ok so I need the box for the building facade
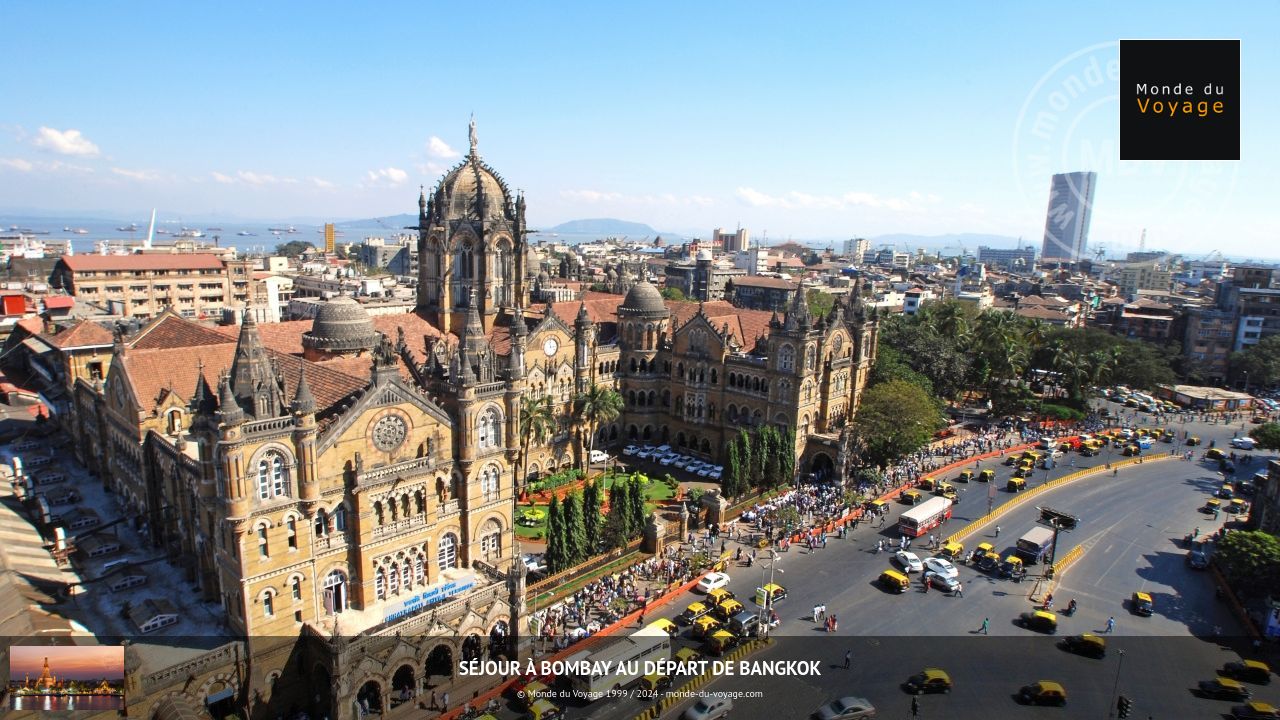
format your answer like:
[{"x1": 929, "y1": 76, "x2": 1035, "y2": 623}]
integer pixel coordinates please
[
  {"x1": 1040, "y1": 171, "x2": 1096, "y2": 263},
  {"x1": 50, "y1": 254, "x2": 257, "y2": 320}
]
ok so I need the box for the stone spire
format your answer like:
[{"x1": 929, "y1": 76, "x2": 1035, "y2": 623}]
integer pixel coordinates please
[
  {"x1": 217, "y1": 374, "x2": 244, "y2": 427},
  {"x1": 229, "y1": 311, "x2": 286, "y2": 420},
  {"x1": 784, "y1": 285, "x2": 811, "y2": 332},
  {"x1": 291, "y1": 361, "x2": 316, "y2": 415}
]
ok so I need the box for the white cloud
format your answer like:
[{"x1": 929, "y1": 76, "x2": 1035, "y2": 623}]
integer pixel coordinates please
[
  {"x1": 366, "y1": 167, "x2": 408, "y2": 185},
  {"x1": 0, "y1": 158, "x2": 33, "y2": 172},
  {"x1": 33, "y1": 127, "x2": 100, "y2": 156},
  {"x1": 237, "y1": 170, "x2": 296, "y2": 186},
  {"x1": 417, "y1": 162, "x2": 448, "y2": 177},
  {"x1": 111, "y1": 167, "x2": 161, "y2": 181},
  {"x1": 735, "y1": 187, "x2": 914, "y2": 211},
  {"x1": 310, "y1": 177, "x2": 335, "y2": 189},
  {"x1": 426, "y1": 136, "x2": 460, "y2": 159},
  {"x1": 211, "y1": 171, "x2": 235, "y2": 184},
  {"x1": 559, "y1": 189, "x2": 714, "y2": 208}
]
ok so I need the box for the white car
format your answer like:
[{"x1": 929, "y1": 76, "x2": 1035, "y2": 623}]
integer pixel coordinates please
[
  {"x1": 622, "y1": 445, "x2": 639, "y2": 456},
  {"x1": 589, "y1": 449, "x2": 609, "y2": 464},
  {"x1": 696, "y1": 572, "x2": 731, "y2": 593},
  {"x1": 1230, "y1": 437, "x2": 1256, "y2": 450},
  {"x1": 659, "y1": 454, "x2": 679, "y2": 466},
  {"x1": 636, "y1": 448, "x2": 654, "y2": 460},
  {"x1": 656, "y1": 444, "x2": 672, "y2": 454},
  {"x1": 697, "y1": 465, "x2": 716, "y2": 478},
  {"x1": 673, "y1": 456, "x2": 691, "y2": 469},
  {"x1": 709, "y1": 467, "x2": 723, "y2": 480},
  {"x1": 923, "y1": 557, "x2": 958, "y2": 579},
  {"x1": 894, "y1": 551, "x2": 923, "y2": 573},
  {"x1": 815, "y1": 696, "x2": 877, "y2": 720},
  {"x1": 683, "y1": 696, "x2": 733, "y2": 720},
  {"x1": 686, "y1": 461, "x2": 706, "y2": 473}
]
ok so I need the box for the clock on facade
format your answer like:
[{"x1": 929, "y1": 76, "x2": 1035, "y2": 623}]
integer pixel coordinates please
[
  {"x1": 543, "y1": 337, "x2": 559, "y2": 357},
  {"x1": 372, "y1": 415, "x2": 408, "y2": 451}
]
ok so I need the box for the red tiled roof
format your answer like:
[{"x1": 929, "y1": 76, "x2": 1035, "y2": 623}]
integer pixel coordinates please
[
  {"x1": 44, "y1": 320, "x2": 114, "y2": 349},
  {"x1": 668, "y1": 300, "x2": 773, "y2": 349},
  {"x1": 60, "y1": 253, "x2": 225, "y2": 272},
  {"x1": 544, "y1": 292, "x2": 626, "y2": 325},
  {"x1": 1015, "y1": 305, "x2": 1070, "y2": 321},
  {"x1": 129, "y1": 313, "x2": 236, "y2": 350},
  {"x1": 212, "y1": 319, "x2": 310, "y2": 354},
  {"x1": 43, "y1": 296, "x2": 75, "y2": 310},
  {"x1": 15, "y1": 317, "x2": 43, "y2": 335},
  {"x1": 732, "y1": 276, "x2": 796, "y2": 290}
]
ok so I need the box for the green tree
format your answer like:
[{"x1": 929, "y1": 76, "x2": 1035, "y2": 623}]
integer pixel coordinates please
[
  {"x1": 573, "y1": 384, "x2": 625, "y2": 471},
  {"x1": 806, "y1": 289, "x2": 835, "y2": 318},
  {"x1": 1214, "y1": 530, "x2": 1280, "y2": 599},
  {"x1": 545, "y1": 495, "x2": 566, "y2": 573},
  {"x1": 779, "y1": 426, "x2": 796, "y2": 485},
  {"x1": 852, "y1": 380, "x2": 945, "y2": 469},
  {"x1": 762, "y1": 425, "x2": 782, "y2": 487},
  {"x1": 1230, "y1": 335, "x2": 1280, "y2": 388},
  {"x1": 1249, "y1": 422, "x2": 1280, "y2": 451},
  {"x1": 517, "y1": 394, "x2": 556, "y2": 491},
  {"x1": 626, "y1": 474, "x2": 646, "y2": 539},
  {"x1": 869, "y1": 345, "x2": 936, "y2": 396},
  {"x1": 582, "y1": 481, "x2": 603, "y2": 555},
  {"x1": 723, "y1": 439, "x2": 743, "y2": 500},
  {"x1": 604, "y1": 480, "x2": 630, "y2": 549},
  {"x1": 660, "y1": 286, "x2": 686, "y2": 301},
  {"x1": 274, "y1": 240, "x2": 315, "y2": 257},
  {"x1": 738, "y1": 429, "x2": 754, "y2": 495},
  {"x1": 562, "y1": 490, "x2": 587, "y2": 566}
]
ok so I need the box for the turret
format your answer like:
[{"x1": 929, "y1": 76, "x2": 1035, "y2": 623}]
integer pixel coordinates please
[{"x1": 216, "y1": 375, "x2": 244, "y2": 428}]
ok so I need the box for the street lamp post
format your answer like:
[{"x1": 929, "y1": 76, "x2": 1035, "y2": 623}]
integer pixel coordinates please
[
  {"x1": 757, "y1": 550, "x2": 781, "y2": 637},
  {"x1": 1107, "y1": 648, "x2": 1125, "y2": 719}
]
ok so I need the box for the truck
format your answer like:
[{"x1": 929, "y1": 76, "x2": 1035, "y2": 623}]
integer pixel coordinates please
[{"x1": 1015, "y1": 526, "x2": 1055, "y2": 564}]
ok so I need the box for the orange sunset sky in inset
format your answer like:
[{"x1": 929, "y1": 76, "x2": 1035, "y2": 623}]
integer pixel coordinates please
[{"x1": 8, "y1": 645, "x2": 124, "y2": 681}]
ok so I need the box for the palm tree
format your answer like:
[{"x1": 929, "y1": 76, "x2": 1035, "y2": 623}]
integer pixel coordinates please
[
  {"x1": 517, "y1": 394, "x2": 555, "y2": 491},
  {"x1": 929, "y1": 300, "x2": 972, "y2": 344},
  {"x1": 573, "y1": 384, "x2": 624, "y2": 474}
]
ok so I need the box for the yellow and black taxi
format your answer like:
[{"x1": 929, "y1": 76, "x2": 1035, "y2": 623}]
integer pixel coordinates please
[
  {"x1": 1012, "y1": 466, "x2": 1033, "y2": 479},
  {"x1": 680, "y1": 601, "x2": 712, "y2": 624},
  {"x1": 918, "y1": 477, "x2": 938, "y2": 492},
  {"x1": 976, "y1": 549, "x2": 1001, "y2": 573},
  {"x1": 703, "y1": 628, "x2": 740, "y2": 656},
  {"x1": 1218, "y1": 484, "x2": 1236, "y2": 499},
  {"x1": 1206, "y1": 447, "x2": 1226, "y2": 460},
  {"x1": 879, "y1": 568, "x2": 911, "y2": 593},
  {"x1": 713, "y1": 598, "x2": 745, "y2": 622},
  {"x1": 637, "y1": 672, "x2": 673, "y2": 694},
  {"x1": 1198, "y1": 676, "x2": 1252, "y2": 701},
  {"x1": 936, "y1": 483, "x2": 958, "y2": 500},
  {"x1": 978, "y1": 469, "x2": 996, "y2": 482},
  {"x1": 647, "y1": 618, "x2": 680, "y2": 637},
  {"x1": 525, "y1": 698, "x2": 565, "y2": 720},
  {"x1": 1230, "y1": 498, "x2": 1249, "y2": 514},
  {"x1": 957, "y1": 469, "x2": 974, "y2": 483},
  {"x1": 1019, "y1": 680, "x2": 1067, "y2": 706},
  {"x1": 1204, "y1": 499, "x2": 1223, "y2": 514},
  {"x1": 1187, "y1": 436, "x2": 1202, "y2": 446},
  {"x1": 1059, "y1": 633, "x2": 1106, "y2": 658},
  {"x1": 689, "y1": 614, "x2": 722, "y2": 639},
  {"x1": 1004, "y1": 453, "x2": 1022, "y2": 467},
  {"x1": 1230, "y1": 701, "x2": 1280, "y2": 720},
  {"x1": 1122, "y1": 444, "x2": 1141, "y2": 456},
  {"x1": 1223, "y1": 660, "x2": 1273, "y2": 685},
  {"x1": 939, "y1": 540, "x2": 964, "y2": 560},
  {"x1": 1131, "y1": 591, "x2": 1154, "y2": 617},
  {"x1": 1017, "y1": 610, "x2": 1058, "y2": 634},
  {"x1": 674, "y1": 647, "x2": 702, "y2": 665},
  {"x1": 706, "y1": 587, "x2": 735, "y2": 607},
  {"x1": 1007, "y1": 477, "x2": 1028, "y2": 491},
  {"x1": 866, "y1": 499, "x2": 887, "y2": 516},
  {"x1": 903, "y1": 668, "x2": 952, "y2": 695},
  {"x1": 901, "y1": 489, "x2": 923, "y2": 505},
  {"x1": 756, "y1": 583, "x2": 788, "y2": 605}
]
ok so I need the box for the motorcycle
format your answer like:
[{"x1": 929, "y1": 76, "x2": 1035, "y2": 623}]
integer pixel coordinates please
[{"x1": 1065, "y1": 600, "x2": 1078, "y2": 616}]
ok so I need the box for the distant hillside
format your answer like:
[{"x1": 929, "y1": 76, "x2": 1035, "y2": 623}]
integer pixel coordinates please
[
  {"x1": 545, "y1": 218, "x2": 658, "y2": 236},
  {"x1": 871, "y1": 233, "x2": 1025, "y2": 250},
  {"x1": 337, "y1": 214, "x2": 416, "y2": 229}
]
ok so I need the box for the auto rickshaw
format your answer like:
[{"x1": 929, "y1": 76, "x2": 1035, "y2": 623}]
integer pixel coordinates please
[
  {"x1": 939, "y1": 540, "x2": 964, "y2": 560},
  {"x1": 978, "y1": 469, "x2": 996, "y2": 482},
  {"x1": 957, "y1": 469, "x2": 974, "y2": 483},
  {"x1": 879, "y1": 568, "x2": 910, "y2": 593},
  {"x1": 901, "y1": 489, "x2": 923, "y2": 505},
  {"x1": 1206, "y1": 447, "x2": 1225, "y2": 460},
  {"x1": 977, "y1": 551, "x2": 1001, "y2": 573},
  {"x1": 1123, "y1": 444, "x2": 1141, "y2": 456},
  {"x1": 918, "y1": 477, "x2": 937, "y2": 492},
  {"x1": 1007, "y1": 477, "x2": 1027, "y2": 492},
  {"x1": 1013, "y1": 466, "x2": 1032, "y2": 479},
  {"x1": 1217, "y1": 484, "x2": 1235, "y2": 499},
  {"x1": 714, "y1": 598, "x2": 745, "y2": 622},
  {"x1": 1004, "y1": 454, "x2": 1021, "y2": 466},
  {"x1": 637, "y1": 673, "x2": 673, "y2": 694},
  {"x1": 706, "y1": 587, "x2": 735, "y2": 606},
  {"x1": 1161, "y1": 431, "x2": 1175, "y2": 443},
  {"x1": 647, "y1": 618, "x2": 679, "y2": 637},
  {"x1": 936, "y1": 483, "x2": 958, "y2": 500},
  {"x1": 1229, "y1": 498, "x2": 1249, "y2": 514},
  {"x1": 1203, "y1": 499, "x2": 1223, "y2": 514},
  {"x1": 704, "y1": 629, "x2": 740, "y2": 655},
  {"x1": 689, "y1": 614, "x2": 721, "y2": 639},
  {"x1": 1001, "y1": 554, "x2": 1025, "y2": 579},
  {"x1": 525, "y1": 699, "x2": 565, "y2": 720},
  {"x1": 756, "y1": 583, "x2": 787, "y2": 605},
  {"x1": 681, "y1": 601, "x2": 711, "y2": 623},
  {"x1": 1187, "y1": 436, "x2": 1201, "y2": 446},
  {"x1": 1131, "y1": 591, "x2": 1154, "y2": 616},
  {"x1": 1060, "y1": 633, "x2": 1106, "y2": 658}
]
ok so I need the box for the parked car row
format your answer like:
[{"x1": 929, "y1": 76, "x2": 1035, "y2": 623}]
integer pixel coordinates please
[{"x1": 621, "y1": 445, "x2": 723, "y2": 479}]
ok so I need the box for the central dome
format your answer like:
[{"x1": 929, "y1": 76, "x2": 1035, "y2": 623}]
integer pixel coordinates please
[
  {"x1": 303, "y1": 296, "x2": 378, "y2": 356},
  {"x1": 431, "y1": 149, "x2": 515, "y2": 224},
  {"x1": 621, "y1": 280, "x2": 666, "y2": 313}
]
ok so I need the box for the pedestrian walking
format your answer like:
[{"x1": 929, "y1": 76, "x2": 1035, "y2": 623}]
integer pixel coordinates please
[
  {"x1": 955, "y1": 582, "x2": 963, "y2": 598},
  {"x1": 813, "y1": 605, "x2": 821, "y2": 623},
  {"x1": 1105, "y1": 616, "x2": 1115, "y2": 633},
  {"x1": 980, "y1": 617, "x2": 989, "y2": 634},
  {"x1": 843, "y1": 650, "x2": 851, "y2": 669},
  {"x1": 995, "y1": 525, "x2": 1001, "y2": 538}
]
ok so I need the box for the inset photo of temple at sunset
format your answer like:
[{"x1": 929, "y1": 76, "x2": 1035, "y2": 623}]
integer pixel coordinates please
[{"x1": 7, "y1": 645, "x2": 124, "y2": 715}]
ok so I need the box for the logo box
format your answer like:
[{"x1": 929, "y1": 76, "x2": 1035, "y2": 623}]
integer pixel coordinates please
[{"x1": 1120, "y1": 39, "x2": 1239, "y2": 160}]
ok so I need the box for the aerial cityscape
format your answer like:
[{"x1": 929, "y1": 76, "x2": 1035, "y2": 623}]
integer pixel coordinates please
[{"x1": 1, "y1": 3, "x2": 1278, "y2": 720}]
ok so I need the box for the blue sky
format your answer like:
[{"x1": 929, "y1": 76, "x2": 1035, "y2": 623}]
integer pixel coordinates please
[{"x1": 1, "y1": 2, "x2": 1276, "y2": 256}]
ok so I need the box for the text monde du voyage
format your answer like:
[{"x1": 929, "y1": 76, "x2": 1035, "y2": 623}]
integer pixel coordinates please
[{"x1": 1135, "y1": 83, "x2": 1228, "y2": 118}]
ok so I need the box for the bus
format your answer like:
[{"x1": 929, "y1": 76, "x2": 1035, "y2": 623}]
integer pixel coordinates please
[
  {"x1": 897, "y1": 496, "x2": 953, "y2": 538},
  {"x1": 567, "y1": 624, "x2": 671, "y2": 700}
]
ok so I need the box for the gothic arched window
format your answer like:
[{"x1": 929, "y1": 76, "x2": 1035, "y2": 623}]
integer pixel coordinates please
[
  {"x1": 477, "y1": 407, "x2": 501, "y2": 450},
  {"x1": 778, "y1": 344, "x2": 795, "y2": 372},
  {"x1": 438, "y1": 533, "x2": 459, "y2": 571},
  {"x1": 256, "y1": 452, "x2": 290, "y2": 500}
]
